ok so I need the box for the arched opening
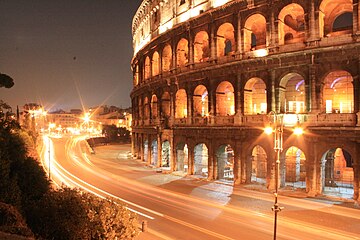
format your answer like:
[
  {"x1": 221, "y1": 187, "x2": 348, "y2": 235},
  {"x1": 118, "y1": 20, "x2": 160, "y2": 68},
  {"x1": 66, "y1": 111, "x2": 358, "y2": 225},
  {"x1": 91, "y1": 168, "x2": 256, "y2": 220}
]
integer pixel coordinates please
[
  {"x1": 143, "y1": 139, "x2": 149, "y2": 162},
  {"x1": 194, "y1": 143, "x2": 208, "y2": 176},
  {"x1": 194, "y1": 31, "x2": 210, "y2": 63},
  {"x1": 251, "y1": 145, "x2": 267, "y2": 185},
  {"x1": 321, "y1": 148, "x2": 354, "y2": 199},
  {"x1": 162, "y1": 44, "x2": 172, "y2": 72},
  {"x1": 162, "y1": 140, "x2": 170, "y2": 168},
  {"x1": 323, "y1": 70, "x2": 353, "y2": 113},
  {"x1": 176, "y1": 143, "x2": 188, "y2": 173},
  {"x1": 144, "y1": 97, "x2": 150, "y2": 119},
  {"x1": 193, "y1": 85, "x2": 208, "y2": 117},
  {"x1": 279, "y1": 73, "x2": 306, "y2": 113},
  {"x1": 151, "y1": 139, "x2": 158, "y2": 166},
  {"x1": 244, "y1": 14, "x2": 267, "y2": 52},
  {"x1": 319, "y1": 0, "x2": 353, "y2": 37},
  {"x1": 152, "y1": 51, "x2": 160, "y2": 76},
  {"x1": 283, "y1": 146, "x2": 306, "y2": 189},
  {"x1": 175, "y1": 89, "x2": 187, "y2": 118},
  {"x1": 216, "y1": 23, "x2": 235, "y2": 57},
  {"x1": 278, "y1": 4, "x2": 305, "y2": 45},
  {"x1": 161, "y1": 92, "x2": 171, "y2": 118},
  {"x1": 176, "y1": 38, "x2": 189, "y2": 67},
  {"x1": 216, "y1": 81, "x2": 235, "y2": 116},
  {"x1": 144, "y1": 56, "x2": 151, "y2": 80},
  {"x1": 151, "y1": 95, "x2": 158, "y2": 119},
  {"x1": 244, "y1": 78, "x2": 267, "y2": 115},
  {"x1": 216, "y1": 145, "x2": 234, "y2": 181}
]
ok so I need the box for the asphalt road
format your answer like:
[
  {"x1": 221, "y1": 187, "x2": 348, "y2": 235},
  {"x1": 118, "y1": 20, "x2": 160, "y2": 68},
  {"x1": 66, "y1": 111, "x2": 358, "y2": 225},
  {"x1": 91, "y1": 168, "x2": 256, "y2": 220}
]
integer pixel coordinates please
[{"x1": 39, "y1": 135, "x2": 360, "y2": 240}]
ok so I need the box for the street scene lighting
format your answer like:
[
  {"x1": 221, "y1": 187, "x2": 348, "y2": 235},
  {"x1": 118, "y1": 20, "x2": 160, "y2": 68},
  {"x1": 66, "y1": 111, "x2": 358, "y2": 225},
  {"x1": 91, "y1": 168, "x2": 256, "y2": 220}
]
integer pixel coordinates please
[{"x1": 265, "y1": 111, "x2": 303, "y2": 240}]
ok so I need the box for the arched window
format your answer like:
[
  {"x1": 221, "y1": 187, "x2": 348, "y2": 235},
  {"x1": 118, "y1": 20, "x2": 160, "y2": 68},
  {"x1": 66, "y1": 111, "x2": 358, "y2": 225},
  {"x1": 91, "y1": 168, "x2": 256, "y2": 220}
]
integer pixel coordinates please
[
  {"x1": 176, "y1": 38, "x2": 189, "y2": 67},
  {"x1": 244, "y1": 14, "x2": 266, "y2": 52},
  {"x1": 152, "y1": 51, "x2": 160, "y2": 76},
  {"x1": 175, "y1": 89, "x2": 187, "y2": 118},
  {"x1": 144, "y1": 56, "x2": 151, "y2": 80},
  {"x1": 278, "y1": 4, "x2": 305, "y2": 45},
  {"x1": 216, "y1": 23, "x2": 235, "y2": 57},
  {"x1": 194, "y1": 31, "x2": 210, "y2": 63},
  {"x1": 193, "y1": 85, "x2": 208, "y2": 117},
  {"x1": 162, "y1": 45, "x2": 172, "y2": 72},
  {"x1": 216, "y1": 81, "x2": 235, "y2": 116}
]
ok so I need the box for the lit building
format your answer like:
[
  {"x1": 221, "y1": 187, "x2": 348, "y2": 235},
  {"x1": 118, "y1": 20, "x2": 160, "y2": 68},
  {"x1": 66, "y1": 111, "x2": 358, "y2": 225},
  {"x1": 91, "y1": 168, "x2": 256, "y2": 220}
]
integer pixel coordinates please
[{"x1": 131, "y1": 0, "x2": 360, "y2": 200}]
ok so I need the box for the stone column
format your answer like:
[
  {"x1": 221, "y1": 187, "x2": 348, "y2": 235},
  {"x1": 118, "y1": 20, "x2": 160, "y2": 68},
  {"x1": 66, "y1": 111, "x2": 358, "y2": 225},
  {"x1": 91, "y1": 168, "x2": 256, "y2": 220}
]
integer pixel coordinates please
[
  {"x1": 188, "y1": 144, "x2": 194, "y2": 175},
  {"x1": 188, "y1": 27, "x2": 194, "y2": 66},
  {"x1": 233, "y1": 146, "x2": 242, "y2": 185},
  {"x1": 131, "y1": 133, "x2": 136, "y2": 158},
  {"x1": 210, "y1": 21, "x2": 217, "y2": 61},
  {"x1": 170, "y1": 135, "x2": 176, "y2": 171},
  {"x1": 270, "y1": 70, "x2": 276, "y2": 112},
  {"x1": 309, "y1": 63, "x2": 319, "y2": 113},
  {"x1": 147, "y1": 136, "x2": 152, "y2": 165},
  {"x1": 187, "y1": 88, "x2": 193, "y2": 124},
  {"x1": 208, "y1": 146, "x2": 214, "y2": 180},
  {"x1": 355, "y1": 142, "x2": 360, "y2": 201},
  {"x1": 353, "y1": 0, "x2": 360, "y2": 34},
  {"x1": 157, "y1": 133, "x2": 162, "y2": 168},
  {"x1": 236, "y1": 12, "x2": 243, "y2": 56}
]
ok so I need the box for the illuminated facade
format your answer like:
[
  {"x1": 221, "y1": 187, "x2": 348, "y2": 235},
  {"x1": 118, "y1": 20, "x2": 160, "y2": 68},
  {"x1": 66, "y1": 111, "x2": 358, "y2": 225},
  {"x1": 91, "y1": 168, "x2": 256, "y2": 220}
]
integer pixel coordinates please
[{"x1": 131, "y1": 0, "x2": 360, "y2": 200}]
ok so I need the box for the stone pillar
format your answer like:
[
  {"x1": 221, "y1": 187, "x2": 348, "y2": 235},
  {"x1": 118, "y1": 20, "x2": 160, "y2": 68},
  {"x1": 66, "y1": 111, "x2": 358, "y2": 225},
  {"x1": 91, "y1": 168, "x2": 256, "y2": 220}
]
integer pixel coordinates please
[
  {"x1": 170, "y1": 135, "x2": 176, "y2": 171},
  {"x1": 147, "y1": 136, "x2": 152, "y2": 165},
  {"x1": 188, "y1": 27, "x2": 194, "y2": 66},
  {"x1": 268, "y1": 8, "x2": 278, "y2": 51},
  {"x1": 170, "y1": 91, "x2": 176, "y2": 124},
  {"x1": 157, "y1": 133, "x2": 162, "y2": 168},
  {"x1": 353, "y1": 0, "x2": 360, "y2": 34},
  {"x1": 208, "y1": 146, "x2": 214, "y2": 180},
  {"x1": 187, "y1": 88, "x2": 193, "y2": 124},
  {"x1": 188, "y1": 144, "x2": 194, "y2": 175},
  {"x1": 131, "y1": 133, "x2": 136, "y2": 158},
  {"x1": 233, "y1": 146, "x2": 242, "y2": 185},
  {"x1": 210, "y1": 21, "x2": 217, "y2": 61},
  {"x1": 208, "y1": 81, "x2": 216, "y2": 123},
  {"x1": 270, "y1": 70, "x2": 276, "y2": 112},
  {"x1": 235, "y1": 74, "x2": 243, "y2": 115},
  {"x1": 140, "y1": 135, "x2": 145, "y2": 162},
  {"x1": 236, "y1": 12, "x2": 243, "y2": 56},
  {"x1": 309, "y1": 63, "x2": 319, "y2": 113}
]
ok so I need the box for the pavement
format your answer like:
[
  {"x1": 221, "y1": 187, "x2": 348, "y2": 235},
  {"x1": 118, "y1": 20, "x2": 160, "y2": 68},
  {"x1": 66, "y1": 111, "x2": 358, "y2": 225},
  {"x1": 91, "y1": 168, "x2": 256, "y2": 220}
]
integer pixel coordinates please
[{"x1": 91, "y1": 143, "x2": 360, "y2": 240}]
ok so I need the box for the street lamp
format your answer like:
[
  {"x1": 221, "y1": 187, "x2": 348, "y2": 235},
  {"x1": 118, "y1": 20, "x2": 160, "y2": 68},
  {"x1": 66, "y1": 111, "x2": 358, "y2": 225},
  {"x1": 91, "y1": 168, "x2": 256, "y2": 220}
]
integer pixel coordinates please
[{"x1": 265, "y1": 111, "x2": 303, "y2": 240}]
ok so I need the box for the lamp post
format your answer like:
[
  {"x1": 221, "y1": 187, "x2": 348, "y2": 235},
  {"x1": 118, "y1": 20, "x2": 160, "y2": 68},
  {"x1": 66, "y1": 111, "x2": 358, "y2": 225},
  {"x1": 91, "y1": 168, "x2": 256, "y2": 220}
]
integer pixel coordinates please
[{"x1": 265, "y1": 112, "x2": 303, "y2": 240}]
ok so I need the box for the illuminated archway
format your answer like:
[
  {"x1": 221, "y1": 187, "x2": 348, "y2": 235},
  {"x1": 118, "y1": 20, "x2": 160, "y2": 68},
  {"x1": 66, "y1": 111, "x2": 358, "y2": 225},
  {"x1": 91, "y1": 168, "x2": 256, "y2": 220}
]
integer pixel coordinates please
[
  {"x1": 176, "y1": 38, "x2": 189, "y2": 67},
  {"x1": 151, "y1": 95, "x2": 158, "y2": 119},
  {"x1": 216, "y1": 144, "x2": 234, "y2": 181},
  {"x1": 321, "y1": 147, "x2": 354, "y2": 199},
  {"x1": 144, "y1": 97, "x2": 150, "y2": 119},
  {"x1": 244, "y1": 14, "x2": 267, "y2": 52},
  {"x1": 143, "y1": 139, "x2": 148, "y2": 162},
  {"x1": 323, "y1": 71, "x2": 353, "y2": 113},
  {"x1": 162, "y1": 44, "x2": 172, "y2": 72},
  {"x1": 279, "y1": 73, "x2": 306, "y2": 113},
  {"x1": 244, "y1": 78, "x2": 267, "y2": 115},
  {"x1": 162, "y1": 140, "x2": 170, "y2": 168},
  {"x1": 251, "y1": 145, "x2": 267, "y2": 184},
  {"x1": 144, "y1": 56, "x2": 151, "y2": 80},
  {"x1": 194, "y1": 143, "x2": 208, "y2": 176},
  {"x1": 152, "y1": 51, "x2": 160, "y2": 76},
  {"x1": 283, "y1": 146, "x2": 306, "y2": 189},
  {"x1": 278, "y1": 4, "x2": 305, "y2": 45},
  {"x1": 216, "y1": 81, "x2": 235, "y2": 116},
  {"x1": 216, "y1": 23, "x2": 235, "y2": 57},
  {"x1": 176, "y1": 143, "x2": 188, "y2": 172},
  {"x1": 175, "y1": 89, "x2": 187, "y2": 118},
  {"x1": 319, "y1": 0, "x2": 353, "y2": 37},
  {"x1": 194, "y1": 31, "x2": 210, "y2": 63},
  {"x1": 193, "y1": 85, "x2": 208, "y2": 117},
  {"x1": 151, "y1": 140, "x2": 158, "y2": 166}
]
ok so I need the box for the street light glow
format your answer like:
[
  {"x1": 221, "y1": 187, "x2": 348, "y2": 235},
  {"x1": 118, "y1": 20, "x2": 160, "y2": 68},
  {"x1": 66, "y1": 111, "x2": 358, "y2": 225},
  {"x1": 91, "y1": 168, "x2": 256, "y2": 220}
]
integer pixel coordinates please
[
  {"x1": 293, "y1": 127, "x2": 304, "y2": 136},
  {"x1": 264, "y1": 126, "x2": 273, "y2": 135}
]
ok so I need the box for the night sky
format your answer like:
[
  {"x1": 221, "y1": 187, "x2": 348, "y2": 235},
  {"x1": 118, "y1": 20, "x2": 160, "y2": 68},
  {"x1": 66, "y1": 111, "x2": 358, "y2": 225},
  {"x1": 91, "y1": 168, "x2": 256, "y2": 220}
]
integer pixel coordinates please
[{"x1": 0, "y1": 0, "x2": 142, "y2": 111}]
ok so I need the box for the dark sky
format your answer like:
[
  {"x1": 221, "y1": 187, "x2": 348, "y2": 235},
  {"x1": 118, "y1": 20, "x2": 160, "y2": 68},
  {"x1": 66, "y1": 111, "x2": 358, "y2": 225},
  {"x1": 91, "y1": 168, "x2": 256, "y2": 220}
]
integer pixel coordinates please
[{"x1": 0, "y1": 0, "x2": 142, "y2": 111}]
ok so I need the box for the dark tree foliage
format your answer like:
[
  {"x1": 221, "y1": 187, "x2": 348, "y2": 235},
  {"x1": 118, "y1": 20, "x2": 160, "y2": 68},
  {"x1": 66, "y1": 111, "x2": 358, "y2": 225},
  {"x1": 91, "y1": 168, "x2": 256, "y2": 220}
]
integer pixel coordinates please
[
  {"x1": 0, "y1": 73, "x2": 14, "y2": 88},
  {"x1": 102, "y1": 125, "x2": 130, "y2": 143}
]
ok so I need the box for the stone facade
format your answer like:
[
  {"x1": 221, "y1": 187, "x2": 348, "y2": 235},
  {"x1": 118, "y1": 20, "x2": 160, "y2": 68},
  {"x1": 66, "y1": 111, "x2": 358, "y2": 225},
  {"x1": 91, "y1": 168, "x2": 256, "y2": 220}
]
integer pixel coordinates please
[{"x1": 130, "y1": 0, "x2": 360, "y2": 200}]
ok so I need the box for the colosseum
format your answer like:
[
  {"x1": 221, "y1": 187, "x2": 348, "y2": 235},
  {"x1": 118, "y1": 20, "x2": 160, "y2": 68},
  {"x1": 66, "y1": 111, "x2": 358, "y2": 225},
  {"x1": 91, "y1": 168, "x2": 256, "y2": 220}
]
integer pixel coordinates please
[{"x1": 130, "y1": 0, "x2": 360, "y2": 201}]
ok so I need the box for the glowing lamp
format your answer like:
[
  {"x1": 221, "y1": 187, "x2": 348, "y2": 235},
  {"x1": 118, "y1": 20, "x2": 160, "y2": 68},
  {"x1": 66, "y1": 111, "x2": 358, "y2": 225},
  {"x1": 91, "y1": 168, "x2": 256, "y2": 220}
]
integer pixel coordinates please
[{"x1": 264, "y1": 126, "x2": 273, "y2": 135}]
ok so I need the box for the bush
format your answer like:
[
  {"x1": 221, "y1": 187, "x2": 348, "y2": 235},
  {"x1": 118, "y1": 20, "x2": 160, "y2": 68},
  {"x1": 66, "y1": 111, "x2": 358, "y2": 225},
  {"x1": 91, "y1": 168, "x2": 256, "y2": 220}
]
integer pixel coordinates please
[{"x1": 0, "y1": 202, "x2": 33, "y2": 237}]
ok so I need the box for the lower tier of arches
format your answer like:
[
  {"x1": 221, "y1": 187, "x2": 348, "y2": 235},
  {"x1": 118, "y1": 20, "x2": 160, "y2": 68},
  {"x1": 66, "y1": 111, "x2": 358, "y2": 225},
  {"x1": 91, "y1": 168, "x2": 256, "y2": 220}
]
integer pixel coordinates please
[{"x1": 131, "y1": 127, "x2": 360, "y2": 201}]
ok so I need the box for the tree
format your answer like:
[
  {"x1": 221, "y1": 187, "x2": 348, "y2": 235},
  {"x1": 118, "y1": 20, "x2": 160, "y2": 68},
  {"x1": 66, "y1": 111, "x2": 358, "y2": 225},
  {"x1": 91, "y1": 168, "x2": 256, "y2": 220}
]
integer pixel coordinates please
[{"x1": 0, "y1": 73, "x2": 14, "y2": 88}]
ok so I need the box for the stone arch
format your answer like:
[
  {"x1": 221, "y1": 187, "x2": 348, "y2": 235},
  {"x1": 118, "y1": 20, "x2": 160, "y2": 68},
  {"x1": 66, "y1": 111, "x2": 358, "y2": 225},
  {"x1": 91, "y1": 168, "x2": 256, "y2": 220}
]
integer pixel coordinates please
[
  {"x1": 175, "y1": 89, "x2": 187, "y2": 118},
  {"x1": 161, "y1": 140, "x2": 171, "y2": 168},
  {"x1": 176, "y1": 142, "x2": 188, "y2": 172},
  {"x1": 151, "y1": 139, "x2": 158, "y2": 166},
  {"x1": 278, "y1": 3, "x2": 305, "y2": 45},
  {"x1": 152, "y1": 51, "x2": 160, "y2": 76},
  {"x1": 162, "y1": 44, "x2": 172, "y2": 72},
  {"x1": 244, "y1": 78, "x2": 267, "y2": 115},
  {"x1": 193, "y1": 85, "x2": 208, "y2": 117},
  {"x1": 215, "y1": 144, "x2": 234, "y2": 181},
  {"x1": 279, "y1": 73, "x2": 306, "y2": 113},
  {"x1": 144, "y1": 56, "x2": 151, "y2": 80},
  {"x1": 321, "y1": 147, "x2": 354, "y2": 199},
  {"x1": 322, "y1": 70, "x2": 353, "y2": 113},
  {"x1": 319, "y1": 0, "x2": 353, "y2": 37},
  {"x1": 283, "y1": 146, "x2": 306, "y2": 189},
  {"x1": 194, "y1": 31, "x2": 210, "y2": 63},
  {"x1": 151, "y1": 94, "x2": 158, "y2": 119},
  {"x1": 216, "y1": 23, "x2": 235, "y2": 57},
  {"x1": 244, "y1": 14, "x2": 267, "y2": 52},
  {"x1": 251, "y1": 145, "x2": 268, "y2": 185},
  {"x1": 216, "y1": 81, "x2": 235, "y2": 116},
  {"x1": 194, "y1": 143, "x2": 208, "y2": 176},
  {"x1": 176, "y1": 38, "x2": 189, "y2": 67},
  {"x1": 161, "y1": 92, "x2": 171, "y2": 118}
]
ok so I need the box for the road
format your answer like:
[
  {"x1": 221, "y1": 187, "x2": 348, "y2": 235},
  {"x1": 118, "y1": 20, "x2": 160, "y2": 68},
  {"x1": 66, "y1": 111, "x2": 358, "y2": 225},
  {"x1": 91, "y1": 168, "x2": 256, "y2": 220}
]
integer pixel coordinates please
[{"x1": 39, "y1": 135, "x2": 360, "y2": 240}]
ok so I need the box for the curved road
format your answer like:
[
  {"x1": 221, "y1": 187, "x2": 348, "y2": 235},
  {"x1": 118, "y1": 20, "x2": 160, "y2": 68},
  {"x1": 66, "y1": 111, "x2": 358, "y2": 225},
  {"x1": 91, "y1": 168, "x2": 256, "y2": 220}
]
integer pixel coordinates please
[{"x1": 39, "y1": 135, "x2": 360, "y2": 240}]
